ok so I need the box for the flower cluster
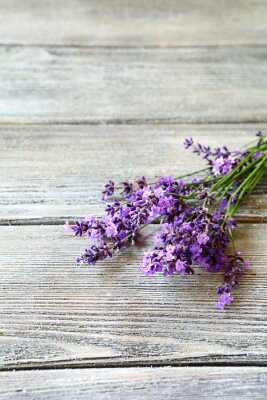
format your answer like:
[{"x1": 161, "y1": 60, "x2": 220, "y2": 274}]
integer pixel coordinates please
[{"x1": 65, "y1": 132, "x2": 267, "y2": 311}]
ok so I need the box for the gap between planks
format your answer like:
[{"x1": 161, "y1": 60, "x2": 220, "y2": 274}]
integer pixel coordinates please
[
  {"x1": 1, "y1": 44, "x2": 267, "y2": 50},
  {"x1": 2, "y1": 119, "x2": 267, "y2": 126},
  {"x1": 0, "y1": 360, "x2": 266, "y2": 373}
]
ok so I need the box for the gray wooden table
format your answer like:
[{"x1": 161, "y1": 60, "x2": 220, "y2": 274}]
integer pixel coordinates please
[{"x1": 0, "y1": 1, "x2": 267, "y2": 398}]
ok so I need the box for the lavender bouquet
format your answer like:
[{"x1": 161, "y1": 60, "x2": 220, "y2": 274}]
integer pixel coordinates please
[{"x1": 65, "y1": 132, "x2": 267, "y2": 311}]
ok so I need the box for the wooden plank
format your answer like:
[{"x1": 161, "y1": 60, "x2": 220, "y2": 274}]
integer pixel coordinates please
[
  {"x1": 0, "y1": 223, "x2": 266, "y2": 369},
  {"x1": 0, "y1": 367, "x2": 266, "y2": 399},
  {"x1": 1, "y1": 124, "x2": 267, "y2": 224},
  {"x1": 0, "y1": 46, "x2": 267, "y2": 123},
  {"x1": 0, "y1": 1, "x2": 267, "y2": 47}
]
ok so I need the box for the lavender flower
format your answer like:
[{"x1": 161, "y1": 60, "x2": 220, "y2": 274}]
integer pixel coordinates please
[
  {"x1": 120, "y1": 181, "x2": 133, "y2": 197},
  {"x1": 101, "y1": 180, "x2": 115, "y2": 200},
  {"x1": 184, "y1": 137, "x2": 193, "y2": 149},
  {"x1": 214, "y1": 292, "x2": 233, "y2": 311},
  {"x1": 212, "y1": 155, "x2": 235, "y2": 176},
  {"x1": 65, "y1": 131, "x2": 266, "y2": 311}
]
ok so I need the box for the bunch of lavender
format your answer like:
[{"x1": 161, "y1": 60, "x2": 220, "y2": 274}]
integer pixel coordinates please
[{"x1": 65, "y1": 132, "x2": 267, "y2": 311}]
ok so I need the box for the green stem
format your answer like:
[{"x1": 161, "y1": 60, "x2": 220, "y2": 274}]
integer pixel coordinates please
[
  {"x1": 228, "y1": 228, "x2": 237, "y2": 252},
  {"x1": 227, "y1": 153, "x2": 267, "y2": 218}
]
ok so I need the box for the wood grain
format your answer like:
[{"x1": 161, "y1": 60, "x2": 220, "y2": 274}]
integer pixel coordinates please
[
  {"x1": 0, "y1": 367, "x2": 266, "y2": 399},
  {"x1": 1, "y1": 46, "x2": 267, "y2": 123},
  {"x1": 1, "y1": 124, "x2": 266, "y2": 224},
  {"x1": 0, "y1": 223, "x2": 266, "y2": 369},
  {"x1": 0, "y1": 1, "x2": 267, "y2": 47},
  {"x1": 0, "y1": 0, "x2": 266, "y2": 393}
]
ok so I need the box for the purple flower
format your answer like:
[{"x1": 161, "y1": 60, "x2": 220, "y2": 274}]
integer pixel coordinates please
[
  {"x1": 197, "y1": 232, "x2": 209, "y2": 245},
  {"x1": 157, "y1": 176, "x2": 174, "y2": 186},
  {"x1": 136, "y1": 176, "x2": 147, "y2": 189},
  {"x1": 190, "y1": 242, "x2": 202, "y2": 259},
  {"x1": 70, "y1": 220, "x2": 89, "y2": 236},
  {"x1": 175, "y1": 260, "x2": 187, "y2": 274},
  {"x1": 101, "y1": 180, "x2": 115, "y2": 200},
  {"x1": 184, "y1": 137, "x2": 193, "y2": 149},
  {"x1": 79, "y1": 243, "x2": 112, "y2": 265},
  {"x1": 120, "y1": 181, "x2": 133, "y2": 197},
  {"x1": 105, "y1": 201, "x2": 121, "y2": 216},
  {"x1": 140, "y1": 252, "x2": 155, "y2": 275},
  {"x1": 214, "y1": 292, "x2": 233, "y2": 311},
  {"x1": 105, "y1": 222, "x2": 117, "y2": 237},
  {"x1": 252, "y1": 151, "x2": 263, "y2": 161},
  {"x1": 244, "y1": 261, "x2": 251, "y2": 269},
  {"x1": 219, "y1": 197, "x2": 228, "y2": 209},
  {"x1": 212, "y1": 156, "x2": 235, "y2": 176}
]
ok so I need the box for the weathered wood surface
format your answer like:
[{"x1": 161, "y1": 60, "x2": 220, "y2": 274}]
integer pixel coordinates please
[
  {"x1": 1, "y1": 124, "x2": 267, "y2": 224},
  {"x1": 0, "y1": 1, "x2": 267, "y2": 47},
  {"x1": 0, "y1": 367, "x2": 266, "y2": 400},
  {"x1": 0, "y1": 0, "x2": 267, "y2": 396},
  {"x1": 1, "y1": 46, "x2": 267, "y2": 124},
  {"x1": 0, "y1": 224, "x2": 266, "y2": 370}
]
